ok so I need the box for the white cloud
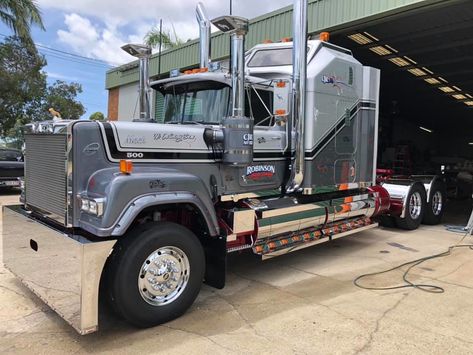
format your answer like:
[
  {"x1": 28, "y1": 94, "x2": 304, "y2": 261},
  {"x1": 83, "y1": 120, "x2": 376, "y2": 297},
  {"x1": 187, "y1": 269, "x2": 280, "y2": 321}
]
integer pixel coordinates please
[
  {"x1": 45, "y1": 71, "x2": 81, "y2": 82},
  {"x1": 40, "y1": 0, "x2": 293, "y2": 65}
]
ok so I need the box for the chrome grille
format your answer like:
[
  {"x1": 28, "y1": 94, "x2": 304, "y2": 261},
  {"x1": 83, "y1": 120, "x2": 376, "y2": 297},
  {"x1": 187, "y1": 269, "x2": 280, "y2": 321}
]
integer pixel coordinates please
[{"x1": 25, "y1": 134, "x2": 67, "y2": 222}]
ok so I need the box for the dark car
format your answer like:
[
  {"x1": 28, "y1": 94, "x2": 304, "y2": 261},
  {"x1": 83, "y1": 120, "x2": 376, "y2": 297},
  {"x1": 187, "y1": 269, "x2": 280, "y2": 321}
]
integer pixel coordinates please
[{"x1": 0, "y1": 148, "x2": 23, "y2": 188}]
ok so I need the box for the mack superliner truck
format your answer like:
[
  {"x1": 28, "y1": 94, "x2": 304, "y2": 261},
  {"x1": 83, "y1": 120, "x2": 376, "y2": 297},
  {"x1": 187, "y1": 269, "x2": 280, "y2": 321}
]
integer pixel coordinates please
[{"x1": 3, "y1": 0, "x2": 445, "y2": 334}]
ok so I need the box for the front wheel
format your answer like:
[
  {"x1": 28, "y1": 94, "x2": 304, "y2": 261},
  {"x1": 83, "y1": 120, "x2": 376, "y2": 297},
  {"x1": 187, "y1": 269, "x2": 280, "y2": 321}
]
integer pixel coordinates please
[
  {"x1": 396, "y1": 184, "x2": 427, "y2": 230},
  {"x1": 106, "y1": 222, "x2": 205, "y2": 327}
]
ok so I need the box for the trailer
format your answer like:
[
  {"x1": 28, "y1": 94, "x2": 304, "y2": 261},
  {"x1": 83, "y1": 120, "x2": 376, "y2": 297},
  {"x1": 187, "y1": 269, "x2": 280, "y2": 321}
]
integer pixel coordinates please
[{"x1": 2, "y1": 0, "x2": 444, "y2": 334}]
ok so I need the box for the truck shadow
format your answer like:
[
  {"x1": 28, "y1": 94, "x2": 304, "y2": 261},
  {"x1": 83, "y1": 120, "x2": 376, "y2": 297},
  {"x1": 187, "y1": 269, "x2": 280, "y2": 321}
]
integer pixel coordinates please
[{"x1": 69, "y1": 231, "x2": 387, "y2": 352}]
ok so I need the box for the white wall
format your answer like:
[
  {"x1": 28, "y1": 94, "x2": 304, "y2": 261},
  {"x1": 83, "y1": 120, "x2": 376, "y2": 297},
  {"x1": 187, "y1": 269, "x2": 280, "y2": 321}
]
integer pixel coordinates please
[{"x1": 117, "y1": 82, "x2": 155, "y2": 121}]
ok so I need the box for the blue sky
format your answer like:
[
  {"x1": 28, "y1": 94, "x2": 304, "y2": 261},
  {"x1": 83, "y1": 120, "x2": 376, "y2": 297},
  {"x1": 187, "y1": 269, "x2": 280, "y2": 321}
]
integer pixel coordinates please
[{"x1": 0, "y1": 0, "x2": 292, "y2": 119}]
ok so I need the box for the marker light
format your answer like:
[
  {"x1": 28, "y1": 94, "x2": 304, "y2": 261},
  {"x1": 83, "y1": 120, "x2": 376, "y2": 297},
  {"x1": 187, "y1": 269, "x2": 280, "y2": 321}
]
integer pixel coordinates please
[
  {"x1": 275, "y1": 109, "x2": 286, "y2": 116},
  {"x1": 276, "y1": 81, "x2": 286, "y2": 88},
  {"x1": 319, "y1": 32, "x2": 330, "y2": 42},
  {"x1": 120, "y1": 159, "x2": 133, "y2": 174}
]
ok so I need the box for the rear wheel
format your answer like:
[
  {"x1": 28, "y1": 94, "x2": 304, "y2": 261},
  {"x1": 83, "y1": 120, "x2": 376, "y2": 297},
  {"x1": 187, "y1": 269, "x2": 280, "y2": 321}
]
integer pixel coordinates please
[
  {"x1": 106, "y1": 222, "x2": 205, "y2": 327},
  {"x1": 396, "y1": 184, "x2": 426, "y2": 230},
  {"x1": 422, "y1": 182, "x2": 445, "y2": 225}
]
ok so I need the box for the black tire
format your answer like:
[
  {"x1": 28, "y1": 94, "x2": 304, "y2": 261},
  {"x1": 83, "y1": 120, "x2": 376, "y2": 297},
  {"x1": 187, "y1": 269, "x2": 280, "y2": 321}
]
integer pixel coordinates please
[
  {"x1": 395, "y1": 184, "x2": 427, "y2": 230},
  {"x1": 106, "y1": 222, "x2": 205, "y2": 328},
  {"x1": 422, "y1": 182, "x2": 446, "y2": 225},
  {"x1": 377, "y1": 215, "x2": 397, "y2": 228}
]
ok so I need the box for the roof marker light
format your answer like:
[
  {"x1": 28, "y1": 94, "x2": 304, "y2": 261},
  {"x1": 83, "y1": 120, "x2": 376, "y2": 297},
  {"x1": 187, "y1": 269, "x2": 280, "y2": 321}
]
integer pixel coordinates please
[{"x1": 319, "y1": 32, "x2": 330, "y2": 42}]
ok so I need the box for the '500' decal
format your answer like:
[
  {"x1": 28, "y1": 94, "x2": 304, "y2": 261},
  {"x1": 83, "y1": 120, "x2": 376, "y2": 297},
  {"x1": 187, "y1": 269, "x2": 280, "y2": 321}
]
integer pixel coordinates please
[{"x1": 126, "y1": 152, "x2": 144, "y2": 158}]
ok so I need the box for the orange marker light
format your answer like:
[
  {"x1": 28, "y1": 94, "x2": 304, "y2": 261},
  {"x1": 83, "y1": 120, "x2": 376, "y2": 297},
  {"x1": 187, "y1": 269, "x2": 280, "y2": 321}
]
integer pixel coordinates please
[
  {"x1": 120, "y1": 160, "x2": 133, "y2": 174},
  {"x1": 184, "y1": 70, "x2": 192, "y2": 75},
  {"x1": 263, "y1": 39, "x2": 273, "y2": 44},
  {"x1": 319, "y1": 32, "x2": 330, "y2": 42},
  {"x1": 275, "y1": 109, "x2": 286, "y2": 116},
  {"x1": 281, "y1": 37, "x2": 291, "y2": 42},
  {"x1": 276, "y1": 81, "x2": 286, "y2": 88}
]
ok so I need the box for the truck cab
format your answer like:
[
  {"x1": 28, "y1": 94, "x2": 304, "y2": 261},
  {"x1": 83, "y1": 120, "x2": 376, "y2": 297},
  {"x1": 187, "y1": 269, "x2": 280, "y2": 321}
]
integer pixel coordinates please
[{"x1": 2, "y1": 0, "x2": 443, "y2": 335}]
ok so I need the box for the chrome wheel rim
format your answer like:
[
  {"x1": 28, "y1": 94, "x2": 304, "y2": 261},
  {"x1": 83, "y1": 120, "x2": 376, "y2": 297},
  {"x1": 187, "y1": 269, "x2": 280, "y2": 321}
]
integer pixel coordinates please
[
  {"x1": 138, "y1": 246, "x2": 190, "y2": 306},
  {"x1": 431, "y1": 190, "x2": 443, "y2": 216},
  {"x1": 409, "y1": 192, "x2": 422, "y2": 220}
]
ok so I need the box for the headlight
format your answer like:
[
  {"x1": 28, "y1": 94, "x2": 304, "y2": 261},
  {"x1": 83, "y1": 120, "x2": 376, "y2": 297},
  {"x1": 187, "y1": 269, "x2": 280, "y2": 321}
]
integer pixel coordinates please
[
  {"x1": 89, "y1": 200, "x2": 98, "y2": 215},
  {"x1": 81, "y1": 198, "x2": 90, "y2": 211},
  {"x1": 79, "y1": 196, "x2": 104, "y2": 217}
]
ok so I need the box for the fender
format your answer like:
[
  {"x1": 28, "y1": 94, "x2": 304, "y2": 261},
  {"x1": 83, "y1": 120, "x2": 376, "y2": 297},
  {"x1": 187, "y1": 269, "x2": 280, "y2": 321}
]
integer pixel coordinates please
[
  {"x1": 380, "y1": 179, "x2": 426, "y2": 218},
  {"x1": 78, "y1": 167, "x2": 219, "y2": 237},
  {"x1": 409, "y1": 175, "x2": 442, "y2": 203},
  {"x1": 110, "y1": 191, "x2": 219, "y2": 236}
]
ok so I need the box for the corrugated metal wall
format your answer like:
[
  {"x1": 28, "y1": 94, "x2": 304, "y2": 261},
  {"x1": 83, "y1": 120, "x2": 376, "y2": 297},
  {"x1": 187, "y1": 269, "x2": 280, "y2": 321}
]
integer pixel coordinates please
[{"x1": 106, "y1": 0, "x2": 444, "y2": 89}]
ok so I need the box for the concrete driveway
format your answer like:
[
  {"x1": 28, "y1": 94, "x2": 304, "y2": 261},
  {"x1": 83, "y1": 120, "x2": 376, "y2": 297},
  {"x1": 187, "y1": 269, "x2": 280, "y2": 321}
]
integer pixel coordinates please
[{"x1": 1, "y1": 192, "x2": 473, "y2": 354}]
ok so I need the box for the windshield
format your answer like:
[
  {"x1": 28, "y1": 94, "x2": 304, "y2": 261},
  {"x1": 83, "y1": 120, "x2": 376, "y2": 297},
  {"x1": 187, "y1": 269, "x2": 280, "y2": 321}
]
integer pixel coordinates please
[{"x1": 163, "y1": 81, "x2": 230, "y2": 124}]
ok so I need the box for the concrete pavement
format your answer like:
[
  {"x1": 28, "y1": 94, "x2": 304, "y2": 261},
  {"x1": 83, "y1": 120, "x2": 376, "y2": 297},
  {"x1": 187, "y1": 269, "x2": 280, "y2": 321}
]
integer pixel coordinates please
[{"x1": 1, "y1": 192, "x2": 473, "y2": 354}]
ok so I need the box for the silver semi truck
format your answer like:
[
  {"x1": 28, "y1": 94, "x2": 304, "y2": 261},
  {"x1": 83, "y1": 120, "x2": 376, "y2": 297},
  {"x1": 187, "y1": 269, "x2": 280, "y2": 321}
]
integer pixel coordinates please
[{"x1": 3, "y1": 0, "x2": 444, "y2": 334}]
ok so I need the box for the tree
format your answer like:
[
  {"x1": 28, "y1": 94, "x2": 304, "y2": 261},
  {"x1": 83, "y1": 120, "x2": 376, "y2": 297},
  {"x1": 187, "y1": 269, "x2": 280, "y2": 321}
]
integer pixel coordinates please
[
  {"x1": 144, "y1": 25, "x2": 183, "y2": 50},
  {"x1": 89, "y1": 111, "x2": 105, "y2": 121},
  {"x1": 0, "y1": 0, "x2": 45, "y2": 49},
  {"x1": 0, "y1": 36, "x2": 46, "y2": 135},
  {"x1": 43, "y1": 80, "x2": 85, "y2": 120}
]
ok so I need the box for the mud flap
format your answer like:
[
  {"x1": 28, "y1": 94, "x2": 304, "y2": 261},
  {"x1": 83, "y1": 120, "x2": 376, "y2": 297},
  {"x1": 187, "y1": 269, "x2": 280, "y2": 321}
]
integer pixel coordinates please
[{"x1": 202, "y1": 235, "x2": 226, "y2": 289}]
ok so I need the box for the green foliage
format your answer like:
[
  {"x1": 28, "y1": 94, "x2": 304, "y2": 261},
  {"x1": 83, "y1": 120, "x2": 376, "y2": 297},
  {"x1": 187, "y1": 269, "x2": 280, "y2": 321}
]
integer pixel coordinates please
[
  {"x1": 0, "y1": 0, "x2": 45, "y2": 50},
  {"x1": 144, "y1": 25, "x2": 184, "y2": 50},
  {"x1": 0, "y1": 37, "x2": 86, "y2": 137},
  {"x1": 89, "y1": 111, "x2": 105, "y2": 121},
  {"x1": 43, "y1": 80, "x2": 85, "y2": 120},
  {"x1": 0, "y1": 36, "x2": 46, "y2": 135}
]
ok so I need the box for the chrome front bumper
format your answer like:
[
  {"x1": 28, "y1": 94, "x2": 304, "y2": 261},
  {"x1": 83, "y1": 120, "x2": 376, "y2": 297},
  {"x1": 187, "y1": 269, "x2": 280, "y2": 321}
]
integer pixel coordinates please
[{"x1": 2, "y1": 205, "x2": 116, "y2": 334}]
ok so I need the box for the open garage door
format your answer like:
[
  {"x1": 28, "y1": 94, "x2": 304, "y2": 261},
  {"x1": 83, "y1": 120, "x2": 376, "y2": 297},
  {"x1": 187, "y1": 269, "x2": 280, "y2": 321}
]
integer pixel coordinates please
[{"x1": 332, "y1": 0, "x2": 473, "y2": 225}]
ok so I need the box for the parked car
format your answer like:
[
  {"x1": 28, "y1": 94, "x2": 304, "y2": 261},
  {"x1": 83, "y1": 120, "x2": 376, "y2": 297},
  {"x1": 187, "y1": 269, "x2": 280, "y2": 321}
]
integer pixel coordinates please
[{"x1": 0, "y1": 147, "x2": 23, "y2": 188}]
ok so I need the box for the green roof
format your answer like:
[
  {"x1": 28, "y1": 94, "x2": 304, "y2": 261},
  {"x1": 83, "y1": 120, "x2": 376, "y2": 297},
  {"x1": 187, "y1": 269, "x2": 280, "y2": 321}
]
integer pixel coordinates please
[{"x1": 105, "y1": 0, "x2": 443, "y2": 89}]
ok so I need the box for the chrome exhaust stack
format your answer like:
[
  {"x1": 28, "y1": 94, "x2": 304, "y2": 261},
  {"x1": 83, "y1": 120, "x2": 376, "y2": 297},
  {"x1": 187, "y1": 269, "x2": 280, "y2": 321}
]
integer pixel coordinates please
[
  {"x1": 121, "y1": 43, "x2": 152, "y2": 121},
  {"x1": 212, "y1": 15, "x2": 253, "y2": 166},
  {"x1": 286, "y1": 0, "x2": 308, "y2": 192},
  {"x1": 196, "y1": 2, "x2": 211, "y2": 68}
]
